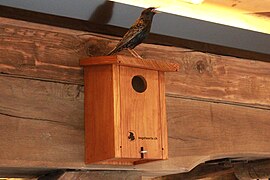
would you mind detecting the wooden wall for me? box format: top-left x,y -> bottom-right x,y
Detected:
0,17 -> 270,177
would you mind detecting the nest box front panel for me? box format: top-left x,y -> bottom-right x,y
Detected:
119,66 -> 163,160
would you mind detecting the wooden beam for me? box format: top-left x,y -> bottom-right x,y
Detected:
159,96 -> 270,171
1,75 -> 270,174
80,55 -> 179,72
0,5 -> 270,62
0,17 -> 270,176
1,17 -> 270,108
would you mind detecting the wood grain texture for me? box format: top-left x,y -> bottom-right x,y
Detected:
159,72 -> 168,160
165,53 -> 270,108
0,76 -> 85,168
83,60 -> 169,165
113,64 -> 122,161
0,17 -> 269,108
1,5 -> 270,63
1,75 -> 270,173
137,96 -> 270,173
119,66 -> 162,160
80,55 -> 179,72
1,17 -> 270,175
165,96 -> 270,170
0,21 -> 84,84
84,65 -> 117,164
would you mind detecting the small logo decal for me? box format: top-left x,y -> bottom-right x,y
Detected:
138,136 -> 158,140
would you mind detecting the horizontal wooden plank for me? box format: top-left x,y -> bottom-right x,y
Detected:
1,5 -> 270,62
80,55 -> 180,72
1,75 -> 270,174
0,75 -> 142,171
0,21 -> 84,84
0,17 -> 269,108
138,95 -> 270,172
165,53 -> 270,108
0,76 -> 85,168
164,95 -> 270,170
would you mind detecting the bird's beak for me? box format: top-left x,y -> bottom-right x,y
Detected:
151,7 -> 160,14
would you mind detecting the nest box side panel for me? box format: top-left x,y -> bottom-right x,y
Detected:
112,64 -> 122,160
119,66 -> 163,160
159,72 -> 168,159
84,65 -> 119,164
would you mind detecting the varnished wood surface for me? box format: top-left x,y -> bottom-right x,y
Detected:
84,65 -> 117,164
80,55 -> 180,72
119,66 -> 163,160
83,62 -> 169,165
159,72 -> 168,160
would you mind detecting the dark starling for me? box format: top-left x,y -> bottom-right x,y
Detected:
107,7 -> 157,58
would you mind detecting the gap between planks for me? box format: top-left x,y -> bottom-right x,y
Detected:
0,73 -> 84,85
167,94 -> 270,111
0,111 -> 81,130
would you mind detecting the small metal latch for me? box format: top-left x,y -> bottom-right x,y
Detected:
140,147 -> 147,158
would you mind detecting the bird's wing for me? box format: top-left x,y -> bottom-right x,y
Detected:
114,19 -> 147,50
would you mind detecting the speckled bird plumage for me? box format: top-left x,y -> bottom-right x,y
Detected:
107,7 -> 157,55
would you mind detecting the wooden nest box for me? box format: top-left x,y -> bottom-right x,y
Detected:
80,55 -> 179,165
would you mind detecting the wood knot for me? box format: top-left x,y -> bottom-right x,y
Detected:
86,39 -> 110,56
195,60 -> 207,73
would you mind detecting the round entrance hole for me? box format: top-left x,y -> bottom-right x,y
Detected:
131,75 -> 147,93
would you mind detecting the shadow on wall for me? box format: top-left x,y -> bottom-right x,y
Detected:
88,1 -> 114,25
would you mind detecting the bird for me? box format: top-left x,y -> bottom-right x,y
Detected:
107,7 -> 158,58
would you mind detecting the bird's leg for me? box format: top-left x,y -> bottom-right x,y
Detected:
131,49 -> 143,59
128,49 -> 139,58
128,49 -> 143,59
